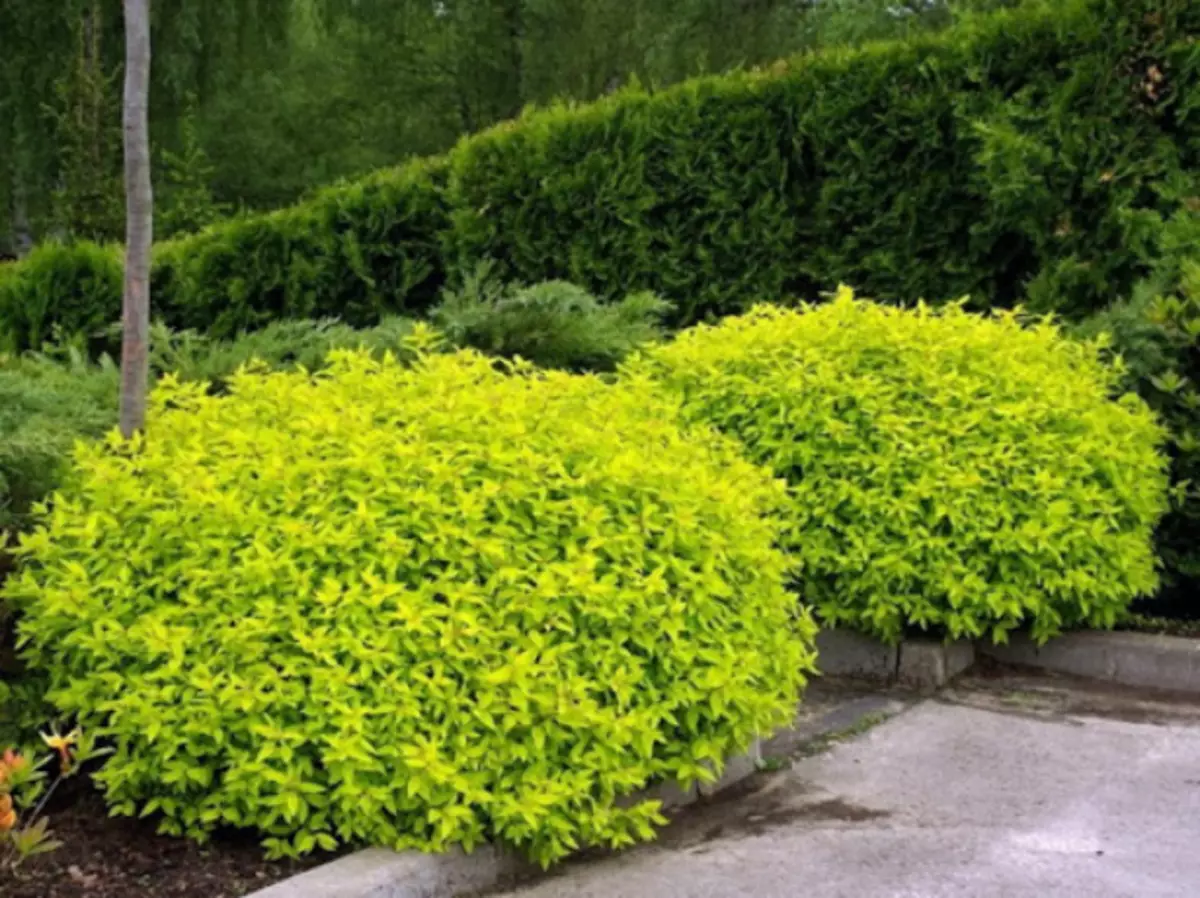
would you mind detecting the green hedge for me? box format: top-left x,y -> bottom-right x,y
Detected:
0,162 -> 448,349
152,161 -> 449,338
0,242 -> 123,352
0,0 -> 1196,348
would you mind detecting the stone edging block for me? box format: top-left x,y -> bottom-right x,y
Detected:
244,844 -> 529,898
813,629 -> 899,681
246,739 -> 765,898
978,630 -> 1200,695
814,629 -> 976,690
897,638 -> 975,689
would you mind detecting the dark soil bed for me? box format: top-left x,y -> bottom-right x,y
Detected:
5,787 -> 332,898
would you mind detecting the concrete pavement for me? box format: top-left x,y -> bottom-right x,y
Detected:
488,679 -> 1200,898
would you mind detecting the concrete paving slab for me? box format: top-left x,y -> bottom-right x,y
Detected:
489,696 -> 1200,898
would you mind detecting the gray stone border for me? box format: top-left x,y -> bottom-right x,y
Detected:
244,744 -> 767,898
978,630 -> 1200,694
244,691 -> 904,898
246,626 -> 1200,898
244,845 -> 530,898
813,629 -> 975,689
817,626 -> 1200,695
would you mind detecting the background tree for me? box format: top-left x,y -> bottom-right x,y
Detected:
0,0 -> 1002,252
157,97 -> 228,238
47,3 -> 125,242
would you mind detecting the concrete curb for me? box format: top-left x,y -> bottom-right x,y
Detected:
245,845 -> 530,898
245,743 -> 765,898
245,691 -> 901,898
247,628 -> 1200,897
899,638 -> 976,689
979,630 -> 1200,695
814,629 -> 976,690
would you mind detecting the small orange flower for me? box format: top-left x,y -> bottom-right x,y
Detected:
0,793 -> 12,815
0,807 -> 16,833
1,748 -> 27,775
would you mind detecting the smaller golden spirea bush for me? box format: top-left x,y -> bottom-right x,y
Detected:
627,288 -> 1170,644
5,332 -> 816,864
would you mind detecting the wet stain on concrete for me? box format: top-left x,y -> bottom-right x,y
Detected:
694,798 -> 890,845
656,780 -> 891,854
944,669 -> 1200,727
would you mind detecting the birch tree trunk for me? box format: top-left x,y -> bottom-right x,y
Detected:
120,0 -> 152,437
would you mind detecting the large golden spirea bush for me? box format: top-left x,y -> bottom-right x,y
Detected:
629,289 -> 1169,643
6,335 -> 816,863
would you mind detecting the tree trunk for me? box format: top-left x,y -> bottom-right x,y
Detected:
120,0 -> 152,438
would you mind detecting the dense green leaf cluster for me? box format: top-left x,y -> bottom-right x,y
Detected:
4,341 -> 815,862
2,0 -> 1196,349
1076,184 -> 1200,615
0,243 -> 122,353
629,290 -> 1169,643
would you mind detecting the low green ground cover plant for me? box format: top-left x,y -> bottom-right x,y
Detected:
629,289 -> 1170,643
432,272 -> 670,373
4,337 -> 816,863
0,349 -> 119,534
146,316 -> 419,390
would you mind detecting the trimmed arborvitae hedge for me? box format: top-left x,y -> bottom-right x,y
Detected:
1,0 -> 1197,348
0,161 -> 449,349
151,161 -> 450,338
0,241 -> 123,352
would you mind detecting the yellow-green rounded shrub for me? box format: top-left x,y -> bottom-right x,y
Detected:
627,288 -> 1170,644
5,335 -> 815,864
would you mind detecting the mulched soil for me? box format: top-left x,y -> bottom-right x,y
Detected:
6,786 -> 333,898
